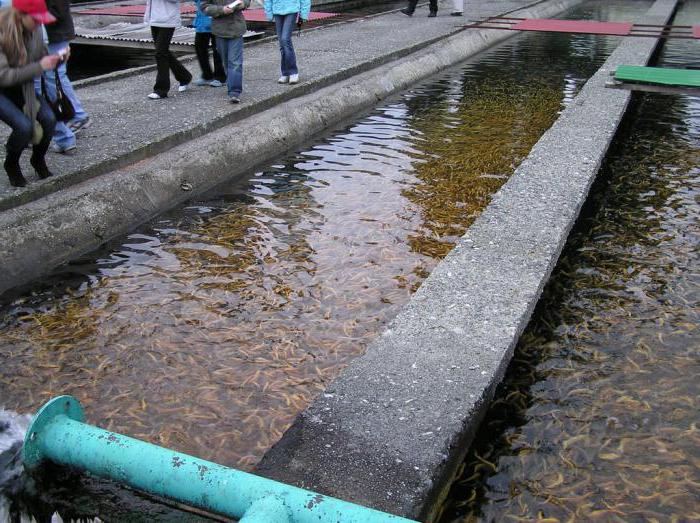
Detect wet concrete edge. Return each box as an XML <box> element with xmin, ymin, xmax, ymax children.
<box><xmin>0</xmin><ymin>0</ymin><xmax>581</xmax><ymax>296</ymax></box>
<box><xmin>254</xmin><ymin>0</ymin><xmax>679</xmax><ymax>520</ymax></box>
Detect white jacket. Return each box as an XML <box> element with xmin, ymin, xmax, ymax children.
<box><xmin>144</xmin><ymin>0</ymin><xmax>181</xmax><ymax>28</ymax></box>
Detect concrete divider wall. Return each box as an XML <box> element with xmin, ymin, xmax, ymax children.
<box><xmin>255</xmin><ymin>0</ymin><xmax>679</xmax><ymax>521</ymax></box>
<box><xmin>0</xmin><ymin>0</ymin><xmax>581</xmax><ymax>296</ymax></box>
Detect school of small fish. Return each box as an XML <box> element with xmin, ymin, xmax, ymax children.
<box><xmin>439</xmin><ymin>65</ymin><xmax>700</xmax><ymax>523</ymax></box>
<box><xmin>0</xmin><ymin>77</ymin><xmax>560</xmax><ymax>472</ymax></box>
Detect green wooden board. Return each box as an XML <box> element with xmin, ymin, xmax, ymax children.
<box><xmin>614</xmin><ymin>65</ymin><xmax>700</xmax><ymax>88</ymax></box>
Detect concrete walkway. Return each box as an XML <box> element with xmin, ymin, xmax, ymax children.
<box><xmin>1</xmin><ymin>0</ymin><xmax>555</xmax><ymax>211</ymax></box>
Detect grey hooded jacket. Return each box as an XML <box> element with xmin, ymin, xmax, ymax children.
<box><xmin>201</xmin><ymin>0</ymin><xmax>250</xmax><ymax>39</ymax></box>
<box><xmin>144</xmin><ymin>0</ymin><xmax>182</xmax><ymax>28</ymax></box>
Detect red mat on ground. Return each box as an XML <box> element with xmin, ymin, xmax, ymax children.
<box><xmin>75</xmin><ymin>5</ymin><xmax>339</xmax><ymax>21</ymax></box>
<box><xmin>511</xmin><ymin>19</ymin><xmax>633</xmax><ymax>36</ymax></box>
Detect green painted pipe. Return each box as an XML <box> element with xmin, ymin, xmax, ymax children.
<box><xmin>23</xmin><ymin>396</ymin><xmax>417</xmax><ymax>523</ymax></box>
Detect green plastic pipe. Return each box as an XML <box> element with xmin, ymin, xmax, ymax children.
<box><xmin>23</xmin><ymin>396</ymin><xmax>417</xmax><ymax>523</ymax></box>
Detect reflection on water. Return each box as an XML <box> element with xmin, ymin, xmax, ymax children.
<box><xmin>439</xmin><ymin>3</ymin><xmax>700</xmax><ymax>522</ymax></box>
<box><xmin>0</xmin><ymin>0</ymin><xmax>643</xmax><ymax>516</ymax></box>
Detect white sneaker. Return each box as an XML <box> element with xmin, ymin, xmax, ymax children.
<box><xmin>278</xmin><ymin>76</ymin><xmax>289</xmax><ymax>84</ymax></box>
<box><xmin>178</xmin><ymin>83</ymin><xmax>189</xmax><ymax>92</ymax></box>
<box><xmin>147</xmin><ymin>92</ymin><xmax>163</xmax><ymax>99</ymax></box>
<box><xmin>289</xmin><ymin>74</ymin><xmax>299</xmax><ymax>84</ymax></box>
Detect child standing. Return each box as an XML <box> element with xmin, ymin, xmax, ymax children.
<box><xmin>144</xmin><ymin>0</ymin><xmax>193</xmax><ymax>99</ymax></box>
<box><xmin>264</xmin><ymin>0</ymin><xmax>310</xmax><ymax>85</ymax></box>
<box><xmin>194</xmin><ymin>0</ymin><xmax>225</xmax><ymax>87</ymax></box>
<box><xmin>201</xmin><ymin>0</ymin><xmax>250</xmax><ymax>103</ymax></box>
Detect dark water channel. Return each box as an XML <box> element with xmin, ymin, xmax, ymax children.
<box><xmin>0</xmin><ymin>0</ymin><xmax>659</xmax><ymax>519</ymax></box>
<box><xmin>439</xmin><ymin>2</ymin><xmax>700</xmax><ymax>522</ymax></box>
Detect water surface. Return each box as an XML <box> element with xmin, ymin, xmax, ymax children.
<box><xmin>439</xmin><ymin>2</ymin><xmax>700</xmax><ymax>521</ymax></box>
<box><xmin>1</xmin><ymin>0</ymin><xmax>644</xmax><ymax>481</ymax></box>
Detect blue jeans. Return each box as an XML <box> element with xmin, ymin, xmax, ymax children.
<box><xmin>274</xmin><ymin>13</ymin><xmax>298</xmax><ymax>77</ymax></box>
<box><xmin>39</xmin><ymin>41</ymin><xmax>89</xmax><ymax>148</ymax></box>
<box><xmin>0</xmin><ymin>92</ymin><xmax>56</xmax><ymax>155</ymax></box>
<box><xmin>216</xmin><ymin>36</ymin><xmax>243</xmax><ymax>97</ymax></box>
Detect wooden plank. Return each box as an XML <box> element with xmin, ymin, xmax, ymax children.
<box><xmin>614</xmin><ymin>65</ymin><xmax>700</xmax><ymax>88</ymax></box>
<box><xmin>511</xmin><ymin>18</ymin><xmax>633</xmax><ymax>36</ymax></box>
<box><xmin>607</xmin><ymin>80</ymin><xmax>700</xmax><ymax>96</ymax></box>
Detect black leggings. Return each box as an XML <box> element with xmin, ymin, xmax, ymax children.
<box><xmin>151</xmin><ymin>26</ymin><xmax>192</xmax><ymax>96</ymax></box>
<box><xmin>406</xmin><ymin>0</ymin><xmax>438</xmax><ymax>13</ymax></box>
<box><xmin>194</xmin><ymin>32</ymin><xmax>226</xmax><ymax>82</ymax></box>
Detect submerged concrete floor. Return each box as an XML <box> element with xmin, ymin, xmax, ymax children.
<box><xmin>0</xmin><ymin>0</ymin><xmax>559</xmax><ymax>210</ymax></box>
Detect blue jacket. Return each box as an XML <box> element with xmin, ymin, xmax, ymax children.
<box><xmin>263</xmin><ymin>0</ymin><xmax>310</xmax><ymax>21</ymax></box>
<box><xmin>194</xmin><ymin>0</ymin><xmax>212</xmax><ymax>33</ymax></box>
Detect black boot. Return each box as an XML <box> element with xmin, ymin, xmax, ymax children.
<box><xmin>31</xmin><ymin>139</ymin><xmax>54</xmax><ymax>179</ymax></box>
<box><xmin>30</xmin><ymin>151</ymin><xmax>54</xmax><ymax>180</ymax></box>
<box><xmin>400</xmin><ymin>8</ymin><xmax>413</xmax><ymax>16</ymax></box>
<box><xmin>4</xmin><ymin>151</ymin><xmax>27</xmax><ymax>188</ymax></box>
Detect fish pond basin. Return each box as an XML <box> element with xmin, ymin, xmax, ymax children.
<box><xmin>0</xmin><ymin>0</ymin><xmax>669</xmax><ymax>518</ymax></box>
<box><xmin>438</xmin><ymin>1</ymin><xmax>700</xmax><ymax>521</ymax></box>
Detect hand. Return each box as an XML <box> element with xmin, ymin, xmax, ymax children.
<box><xmin>40</xmin><ymin>55</ymin><xmax>61</xmax><ymax>71</ymax></box>
<box><xmin>223</xmin><ymin>5</ymin><xmax>233</xmax><ymax>14</ymax></box>
<box><xmin>56</xmin><ymin>47</ymin><xmax>70</xmax><ymax>63</ymax></box>
<box><xmin>296</xmin><ymin>18</ymin><xmax>304</xmax><ymax>28</ymax></box>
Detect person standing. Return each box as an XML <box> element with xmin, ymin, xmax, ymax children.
<box><xmin>263</xmin><ymin>0</ymin><xmax>310</xmax><ymax>85</ymax></box>
<box><xmin>451</xmin><ymin>0</ymin><xmax>463</xmax><ymax>16</ymax></box>
<box><xmin>144</xmin><ymin>0</ymin><xmax>192</xmax><ymax>99</ymax></box>
<box><xmin>43</xmin><ymin>0</ymin><xmax>90</xmax><ymax>154</ymax></box>
<box><xmin>202</xmin><ymin>0</ymin><xmax>250</xmax><ymax>103</ymax></box>
<box><xmin>401</xmin><ymin>0</ymin><xmax>438</xmax><ymax>17</ymax></box>
<box><xmin>0</xmin><ymin>0</ymin><xmax>60</xmax><ymax>187</ymax></box>
<box><xmin>193</xmin><ymin>0</ymin><xmax>225</xmax><ymax>87</ymax></box>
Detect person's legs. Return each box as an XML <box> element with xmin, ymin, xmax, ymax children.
<box><xmin>151</xmin><ymin>26</ymin><xmax>174</xmax><ymax>96</ymax></box>
<box><xmin>403</xmin><ymin>0</ymin><xmax>419</xmax><ymax>14</ymax></box>
<box><xmin>275</xmin><ymin>13</ymin><xmax>297</xmax><ymax>77</ymax></box>
<box><xmin>38</xmin><ymin>70</ymin><xmax>76</xmax><ymax>151</ymax></box>
<box><xmin>0</xmin><ymin>94</ymin><xmax>33</xmax><ymax>154</ymax></box>
<box><xmin>31</xmin><ymin>97</ymin><xmax>57</xmax><ymax>178</ymax></box>
<box><xmin>452</xmin><ymin>0</ymin><xmax>463</xmax><ymax>13</ymax></box>
<box><xmin>429</xmin><ymin>0</ymin><xmax>438</xmax><ymax>14</ymax></box>
<box><xmin>218</xmin><ymin>37</ymin><xmax>243</xmax><ymax>99</ymax></box>
<box><xmin>215</xmin><ymin>35</ymin><xmax>229</xmax><ymax>89</ymax></box>
<box><xmin>195</xmin><ymin>31</ymin><xmax>214</xmax><ymax>81</ymax></box>
<box><xmin>167</xmin><ymin>44</ymin><xmax>192</xmax><ymax>86</ymax></box>
<box><xmin>47</xmin><ymin>41</ymin><xmax>88</xmax><ymax>123</ymax></box>
<box><xmin>0</xmin><ymin>94</ymin><xmax>32</xmax><ymax>186</ymax></box>
<box><xmin>210</xmin><ymin>35</ymin><xmax>226</xmax><ymax>83</ymax></box>
<box><xmin>274</xmin><ymin>15</ymin><xmax>285</xmax><ymax>77</ymax></box>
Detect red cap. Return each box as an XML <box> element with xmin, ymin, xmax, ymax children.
<box><xmin>12</xmin><ymin>0</ymin><xmax>56</xmax><ymax>24</ymax></box>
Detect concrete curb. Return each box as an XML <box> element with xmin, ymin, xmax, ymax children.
<box><xmin>254</xmin><ymin>0</ymin><xmax>679</xmax><ymax>521</ymax></box>
<box><xmin>0</xmin><ymin>0</ymin><xmax>580</xmax><ymax>295</ymax></box>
